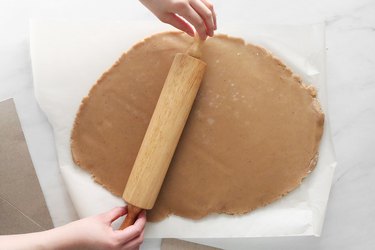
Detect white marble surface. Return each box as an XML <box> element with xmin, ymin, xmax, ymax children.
<box><xmin>0</xmin><ymin>0</ymin><xmax>374</xmax><ymax>249</ymax></box>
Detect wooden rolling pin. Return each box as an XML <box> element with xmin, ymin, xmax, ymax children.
<box><xmin>119</xmin><ymin>41</ymin><xmax>206</xmax><ymax>229</ymax></box>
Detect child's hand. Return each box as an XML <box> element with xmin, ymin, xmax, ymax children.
<box><xmin>140</xmin><ymin>0</ymin><xmax>217</xmax><ymax>40</ymax></box>
<box><xmin>60</xmin><ymin>206</ymin><xmax>146</xmax><ymax>250</ymax></box>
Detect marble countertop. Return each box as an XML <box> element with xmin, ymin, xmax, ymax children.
<box><xmin>1</xmin><ymin>0</ymin><xmax>374</xmax><ymax>249</ymax></box>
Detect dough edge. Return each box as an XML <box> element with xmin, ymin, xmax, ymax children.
<box><xmin>70</xmin><ymin>31</ymin><xmax>325</xmax><ymax>221</ymax></box>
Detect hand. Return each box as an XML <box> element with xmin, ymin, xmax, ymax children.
<box><xmin>0</xmin><ymin>206</ymin><xmax>146</xmax><ymax>250</ymax></box>
<box><xmin>140</xmin><ymin>0</ymin><xmax>217</xmax><ymax>40</ymax></box>
<box><xmin>58</xmin><ymin>206</ymin><xmax>146</xmax><ymax>250</ymax></box>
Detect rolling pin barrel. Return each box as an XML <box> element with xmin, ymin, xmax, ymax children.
<box><xmin>120</xmin><ymin>52</ymin><xmax>206</xmax><ymax>229</ymax></box>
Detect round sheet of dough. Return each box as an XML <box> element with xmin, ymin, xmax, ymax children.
<box><xmin>71</xmin><ymin>32</ymin><xmax>324</xmax><ymax>222</ymax></box>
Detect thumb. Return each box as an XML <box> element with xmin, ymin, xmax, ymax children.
<box><xmin>103</xmin><ymin>206</ymin><xmax>128</xmax><ymax>224</ymax></box>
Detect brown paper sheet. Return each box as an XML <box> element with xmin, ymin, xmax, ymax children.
<box><xmin>0</xmin><ymin>98</ymin><xmax>53</xmax><ymax>234</ymax></box>
<box><xmin>161</xmin><ymin>239</ymin><xmax>222</xmax><ymax>250</ymax></box>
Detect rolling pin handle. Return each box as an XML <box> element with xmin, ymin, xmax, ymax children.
<box><xmin>119</xmin><ymin>204</ymin><xmax>143</xmax><ymax>230</ymax></box>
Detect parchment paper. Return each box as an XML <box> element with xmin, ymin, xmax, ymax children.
<box><xmin>30</xmin><ymin>20</ymin><xmax>336</xmax><ymax>238</ymax></box>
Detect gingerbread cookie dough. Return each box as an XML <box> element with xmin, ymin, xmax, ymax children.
<box><xmin>71</xmin><ymin>32</ymin><xmax>324</xmax><ymax>221</ymax></box>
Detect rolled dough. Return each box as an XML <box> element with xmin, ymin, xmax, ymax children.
<box><xmin>71</xmin><ymin>32</ymin><xmax>324</xmax><ymax>222</ymax></box>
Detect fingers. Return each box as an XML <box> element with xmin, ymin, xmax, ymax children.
<box><xmin>189</xmin><ymin>0</ymin><xmax>215</xmax><ymax>36</ymax></box>
<box><xmin>103</xmin><ymin>206</ymin><xmax>128</xmax><ymax>224</ymax></box>
<box><xmin>201</xmin><ymin>0</ymin><xmax>216</xmax><ymax>29</ymax></box>
<box><xmin>141</xmin><ymin>0</ymin><xmax>216</xmax><ymax>40</ymax></box>
<box><xmin>115</xmin><ymin>210</ymin><xmax>146</xmax><ymax>243</ymax></box>
<box><xmin>174</xmin><ymin>4</ymin><xmax>208</xmax><ymax>40</ymax></box>
<box><xmin>159</xmin><ymin>13</ymin><xmax>195</xmax><ymax>37</ymax></box>
<box><xmin>122</xmin><ymin>230</ymin><xmax>144</xmax><ymax>250</ymax></box>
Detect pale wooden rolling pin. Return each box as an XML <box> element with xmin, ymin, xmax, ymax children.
<box><xmin>119</xmin><ymin>41</ymin><xmax>206</xmax><ymax>229</ymax></box>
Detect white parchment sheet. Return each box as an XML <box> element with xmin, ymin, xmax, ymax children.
<box><xmin>30</xmin><ymin>20</ymin><xmax>336</xmax><ymax>238</ymax></box>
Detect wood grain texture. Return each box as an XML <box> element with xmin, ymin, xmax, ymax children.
<box><xmin>122</xmin><ymin>53</ymin><xmax>206</xmax><ymax>209</ymax></box>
